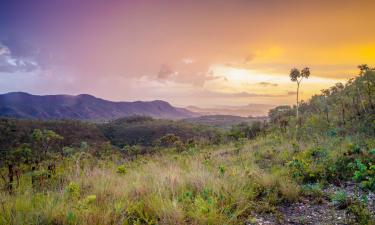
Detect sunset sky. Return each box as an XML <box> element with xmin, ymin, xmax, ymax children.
<box><xmin>1</xmin><ymin>0</ymin><xmax>375</xmax><ymax>109</ymax></box>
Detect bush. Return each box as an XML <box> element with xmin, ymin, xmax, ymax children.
<box><xmin>218</xmin><ymin>165</ymin><xmax>225</xmax><ymax>176</ymax></box>
<box><xmin>350</xmin><ymin>159</ymin><xmax>375</xmax><ymax>191</ymax></box>
<box><xmin>331</xmin><ymin>190</ymin><xmax>349</xmax><ymax>209</ymax></box>
<box><xmin>347</xmin><ymin>200</ymin><xmax>374</xmax><ymax>225</ymax></box>
<box><xmin>65</xmin><ymin>182</ymin><xmax>81</xmax><ymax>199</ymax></box>
<box><xmin>116</xmin><ymin>165</ymin><xmax>127</xmax><ymax>174</ymax></box>
<box><xmin>301</xmin><ymin>183</ymin><xmax>323</xmax><ymax>199</ymax></box>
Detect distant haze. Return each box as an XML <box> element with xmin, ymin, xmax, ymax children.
<box><xmin>187</xmin><ymin>104</ymin><xmax>275</xmax><ymax>117</ymax></box>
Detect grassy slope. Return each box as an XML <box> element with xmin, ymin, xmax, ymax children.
<box><xmin>1</xmin><ymin>70</ymin><xmax>374</xmax><ymax>225</ymax></box>
<box><xmin>1</xmin><ymin>131</ymin><xmax>373</xmax><ymax>225</ymax></box>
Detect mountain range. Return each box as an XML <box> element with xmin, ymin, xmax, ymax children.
<box><xmin>0</xmin><ymin>92</ymin><xmax>198</xmax><ymax>120</ymax></box>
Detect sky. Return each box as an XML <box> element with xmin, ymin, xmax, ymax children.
<box><xmin>1</xmin><ymin>0</ymin><xmax>375</xmax><ymax>110</ymax></box>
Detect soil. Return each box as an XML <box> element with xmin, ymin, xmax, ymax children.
<box><xmin>248</xmin><ymin>182</ymin><xmax>375</xmax><ymax>225</ymax></box>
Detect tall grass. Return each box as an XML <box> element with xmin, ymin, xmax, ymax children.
<box><xmin>1</xmin><ymin>132</ymin><xmax>373</xmax><ymax>224</ymax></box>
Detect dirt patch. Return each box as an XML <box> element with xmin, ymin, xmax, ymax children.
<box><xmin>249</xmin><ymin>182</ymin><xmax>374</xmax><ymax>225</ymax></box>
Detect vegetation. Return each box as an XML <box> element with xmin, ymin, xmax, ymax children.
<box><xmin>183</xmin><ymin>115</ymin><xmax>266</xmax><ymax>130</ymax></box>
<box><xmin>99</xmin><ymin>116</ymin><xmax>224</xmax><ymax>147</ymax></box>
<box><xmin>0</xmin><ymin>65</ymin><xmax>374</xmax><ymax>224</ymax></box>
<box><xmin>289</xmin><ymin>67</ymin><xmax>310</xmax><ymax>121</ymax></box>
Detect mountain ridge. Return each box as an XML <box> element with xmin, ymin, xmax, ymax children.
<box><xmin>0</xmin><ymin>92</ymin><xmax>198</xmax><ymax>120</ymax></box>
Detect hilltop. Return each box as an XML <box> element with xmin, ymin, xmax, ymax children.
<box><xmin>0</xmin><ymin>92</ymin><xmax>198</xmax><ymax>120</ymax></box>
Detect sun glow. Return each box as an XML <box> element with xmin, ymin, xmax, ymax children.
<box><xmin>204</xmin><ymin>64</ymin><xmax>346</xmax><ymax>102</ymax></box>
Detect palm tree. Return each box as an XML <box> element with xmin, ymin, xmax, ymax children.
<box><xmin>289</xmin><ymin>67</ymin><xmax>310</xmax><ymax>121</ymax></box>
<box><xmin>358</xmin><ymin>64</ymin><xmax>369</xmax><ymax>75</ymax></box>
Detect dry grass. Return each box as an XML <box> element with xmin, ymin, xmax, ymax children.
<box><xmin>0</xmin><ymin>137</ymin><xmax>303</xmax><ymax>225</ymax></box>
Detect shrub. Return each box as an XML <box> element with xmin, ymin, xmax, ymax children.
<box><xmin>331</xmin><ymin>190</ymin><xmax>349</xmax><ymax>209</ymax></box>
<box><xmin>66</xmin><ymin>211</ymin><xmax>77</xmax><ymax>225</ymax></box>
<box><xmin>117</xmin><ymin>165</ymin><xmax>127</xmax><ymax>174</ymax></box>
<box><xmin>301</xmin><ymin>183</ymin><xmax>323</xmax><ymax>199</ymax></box>
<box><xmin>350</xmin><ymin>159</ymin><xmax>375</xmax><ymax>191</ymax></box>
<box><xmin>218</xmin><ymin>165</ymin><xmax>225</xmax><ymax>176</ymax></box>
<box><xmin>62</xmin><ymin>147</ymin><xmax>76</xmax><ymax>156</ymax></box>
<box><xmin>65</xmin><ymin>181</ymin><xmax>81</xmax><ymax>199</ymax></box>
<box><xmin>234</xmin><ymin>138</ymin><xmax>246</xmax><ymax>154</ymax></box>
<box><xmin>279</xmin><ymin>180</ymin><xmax>300</xmax><ymax>202</ymax></box>
<box><xmin>125</xmin><ymin>201</ymin><xmax>158</xmax><ymax>224</ymax></box>
<box><xmin>159</xmin><ymin>134</ymin><xmax>180</xmax><ymax>147</ymax></box>
<box><xmin>347</xmin><ymin>200</ymin><xmax>374</xmax><ymax>225</ymax></box>
<box><xmin>123</xmin><ymin>145</ymin><xmax>142</xmax><ymax>155</ymax></box>
<box><xmin>85</xmin><ymin>195</ymin><xmax>97</xmax><ymax>204</ymax></box>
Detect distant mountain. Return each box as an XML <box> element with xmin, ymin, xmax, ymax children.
<box><xmin>186</xmin><ymin>104</ymin><xmax>275</xmax><ymax>117</ymax></box>
<box><xmin>183</xmin><ymin>115</ymin><xmax>268</xmax><ymax>130</ymax></box>
<box><xmin>0</xmin><ymin>92</ymin><xmax>198</xmax><ymax>120</ymax></box>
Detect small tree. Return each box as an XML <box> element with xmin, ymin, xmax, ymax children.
<box><xmin>31</xmin><ymin>129</ymin><xmax>63</xmax><ymax>177</ymax></box>
<box><xmin>289</xmin><ymin>67</ymin><xmax>310</xmax><ymax>121</ymax></box>
<box><xmin>1</xmin><ymin>144</ymin><xmax>32</xmax><ymax>192</ymax></box>
<box><xmin>159</xmin><ymin>134</ymin><xmax>180</xmax><ymax>147</ymax></box>
<box><xmin>31</xmin><ymin>129</ymin><xmax>63</xmax><ymax>160</ymax></box>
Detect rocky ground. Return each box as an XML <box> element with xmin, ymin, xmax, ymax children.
<box><xmin>249</xmin><ymin>182</ymin><xmax>375</xmax><ymax>225</ymax></box>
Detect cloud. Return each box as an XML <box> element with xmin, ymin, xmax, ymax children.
<box><xmin>0</xmin><ymin>41</ymin><xmax>40</xmax><ymax>73</ymax></box>
<box><xmin>156</xmin><ymin>63</ymin><xmax>220</xmax><ymax>86</ymax></box>
<box><xmin>203</xmin><ymin>90</ymin><xmax>293</xmax><ymax>98</ymax></box>
<box><xmin>258</xmin><ymin>82</ymin><xmax>278</xmax><ymax>87</ymax></box>
<box><xmin>0</xmin><ymin>46</ymin><xmax>10</xmax><ymax>56</ymax></box>
<box><xmin>182</xmin><ymin>58</ymin><xmax>194</xmax><ymax>64</ymax></box>
<box><xmin>157</xmin><ymin>64</ymin><xmax>175</xmax><ymax>79</ymax></box>
<box><xmin>244</xmin><ymin>54</ymin><xmax>255</xmax><ymax>64</ymax></box>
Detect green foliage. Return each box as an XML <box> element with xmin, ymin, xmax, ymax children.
<box><xmin>9</xmin><ymin>144</ymin><xmax>32</xmax><ymax>163</ymax></box>
<box><xmin>228</xmin><ymin>121</ymin><xmax>263</xmax><ymax>141</ymax></box>
<box><xmin>287</xmin><ymin>147</ymin><xmax>331</xmax><ymax>183</ymax></box>
<box><xmin>66</xmin><ymin>211</ymin><xmax>77</xmax><ymax>225</ymax></box>
<box><xmin>65</xmin><ymin>182</ymin><xmax>81</xmax><ymax>199</ymax></box>
<box><xmin>62</xmin><ymin>146</ymin><xmax>76</xmax><ymax>156</ymax></box>
<box><xmin>122</xmin><ymin>145</ymin><xmax>142</xmax><ymax>155</ymax></box>
<box><xmin>347</xmin><ymin>200</ymin><xmax>375</xmax><ymax>225</ymax></box>
<box><xmin>79</xmin><ymin>195</ymin><xmax>97</xmax><ymax>209</ymax></box>
<box><xmin>116</xmin><ymin>165</ymin><xmax>127</xmax><ymax>174</ymax></box>
<box><xmin>85</xmin><ymin>195</ymin><xmax>96</xmax><ymax>204</ymax></box>
<box><xmin>301</xmin><ymin>183</ymin><xmax>323</xmax><ymax>199</ymax></box>
<box><xmin>159</xmin><ymin>134</ymin><xmax>181</xmax><ymax>147</ymax></box>
<box><xmin>99</xmin><ymin>116</ymin><xmax>223</xmax><ymax>147</ymax></box>
<box><xmin>124</xmin><ymin>201</ymin><xmax>157</xmax><ymax>225</ymax></box>
<box><xmin>331</xmin><ymin>190</ymin><xmax>349</xmax><ymax>209</ymax></box>
<box><xmin>269</xmin><ymin>66</ymin><xmax>375</xmax><ymax>136</ymax></box>
<box><xmin>0</xmin><ymin>66</ymin><xmax>374</xmax><ymax>225</ymax></box>
<box><xmin>218</xmin><ymin>165</ymin><xmax>225</xmax><ymax>176</ymax></box>
<box><xmin>268</xmin><ymin>105</ymin><xmax>294</xmax><ymax>123</ymax></box>
<box><xmin>234</xmin><ymin>138</ymin><xmax>246</xmax><ymax>154</ymax></box>
<box><xmin>351</xmin><ymin>159</ymin><xmax>375</xmax><ymax>191</ymax></box>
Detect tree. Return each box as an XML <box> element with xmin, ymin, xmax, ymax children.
<box><xmin>268</xmin><ymin>105</ymin><xmax>293</xmax><ymax>123</ymax></box>
<box><xmin>0</xmin><ymin>144</ymin><xmax>32</xmax><ymax>192</ymax></box>
<box><xmin>159</xmin><ymin>134</ymin><xmax>181</xmax><ymax>147</ymax></box>
<box><xmin>358</xmin><ymin>64</ymin><xmax>369</xmax><ymax>75</ymax></box>
<box><xmin>289</xmin><ymin>67</ymin><xmax>310</xmax><ymax>121</ymax></box>
<box><xmin>31</xmin><ymin>129</ymin><xmax>63</xmax><ymax>160</ymax></box>
<box><xmin>320</xmin><ymin>89</ymin><xmax>331</xmax><ymax>122</ymax></box>
<box><xmin>31</xmin><ymin>129</ymin><xmax>63</xmax><ymax>177</ymax></box>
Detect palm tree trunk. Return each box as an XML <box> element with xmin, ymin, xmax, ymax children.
<box><xmin>296</xmin><ymin>82</ymin><xmax>300</xmax><ymax>120</ymax></box>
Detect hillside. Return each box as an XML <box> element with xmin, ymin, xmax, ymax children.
<box><xmin>0</xmin><ymin>92</ymin><xmax>198</xmax><ymax>120</ymax></box>
<box><xmin>0</xmin><ymin>67</ymin><xmax>374</xmax><ymax>225</ymax></box>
